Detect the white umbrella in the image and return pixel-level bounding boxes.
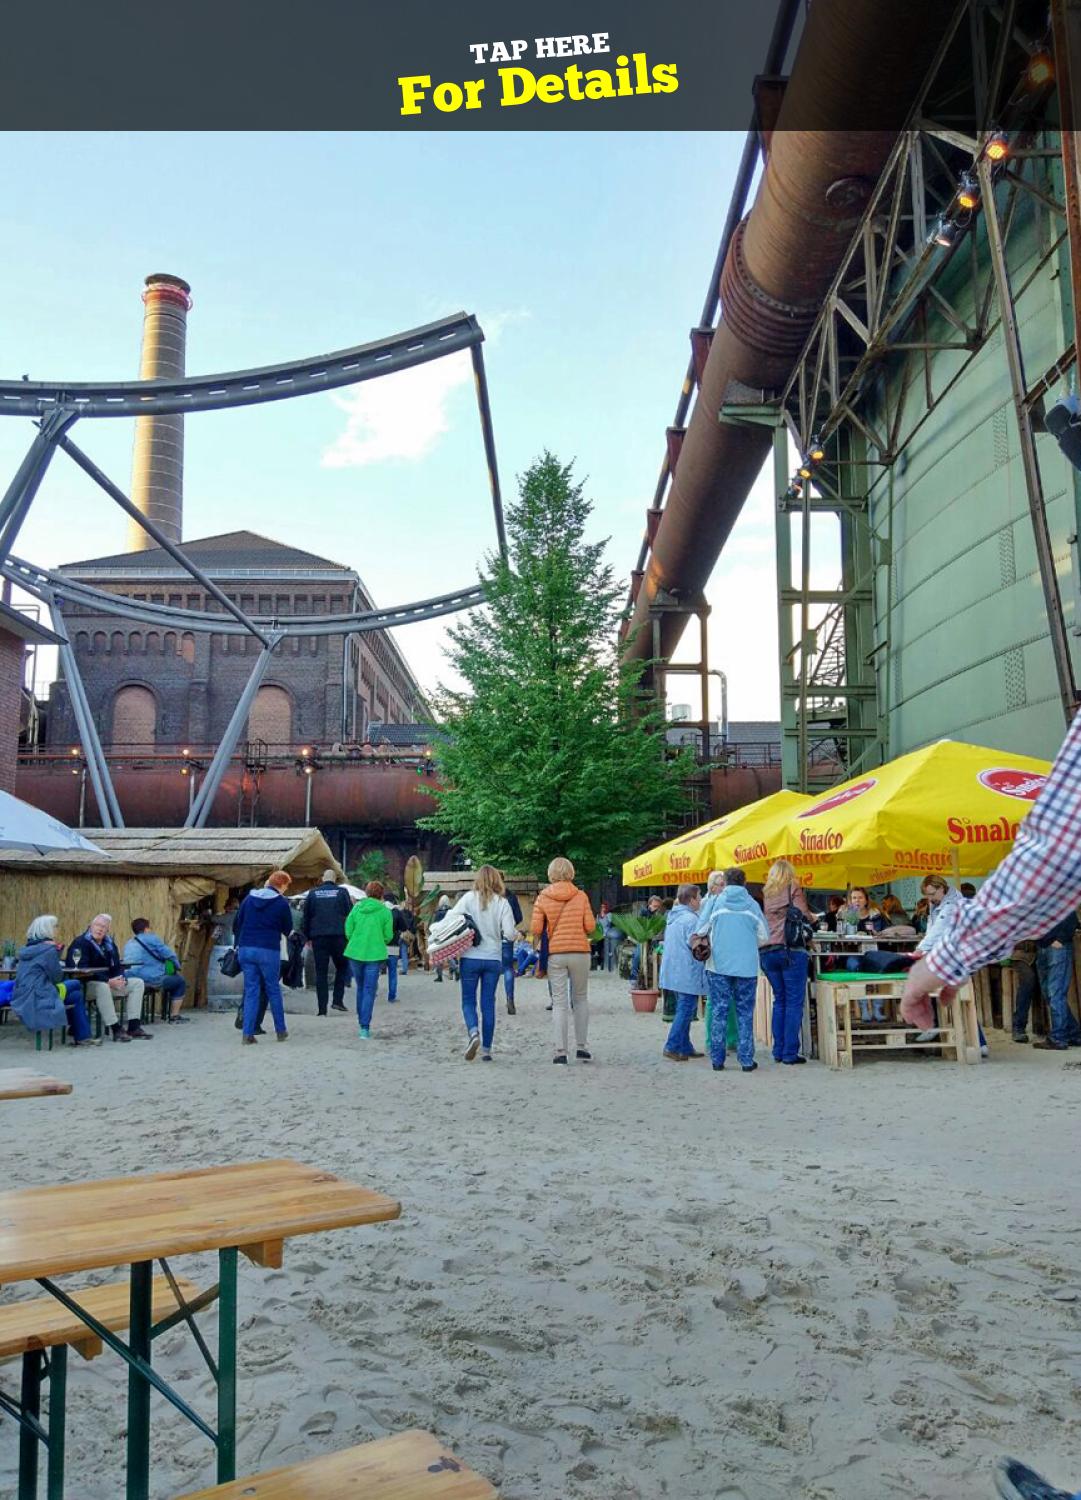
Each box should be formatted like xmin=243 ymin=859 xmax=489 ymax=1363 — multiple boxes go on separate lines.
xmin=0 ymin=790 xmax=108 ymax=856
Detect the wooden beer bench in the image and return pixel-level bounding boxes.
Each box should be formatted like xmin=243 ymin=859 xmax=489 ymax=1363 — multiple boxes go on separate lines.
xmin=0 ymin=1159 xmax=400 ymax=1500
xmin=175 ymin=1429 xmax=498 ymax=1498
xmin=0 ymin=1274 xmax=202 ymax=1500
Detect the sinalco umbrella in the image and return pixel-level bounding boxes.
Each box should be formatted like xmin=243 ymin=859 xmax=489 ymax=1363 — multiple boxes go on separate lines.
xmin=623 ymin=789 xmax=812 ymax=887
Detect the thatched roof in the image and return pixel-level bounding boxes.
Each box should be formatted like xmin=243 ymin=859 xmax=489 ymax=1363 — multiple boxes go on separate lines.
xmin=0 ymin=827 xmax=342 ymax=888
xmin=423 ymin=871 xmax=539 ymax=894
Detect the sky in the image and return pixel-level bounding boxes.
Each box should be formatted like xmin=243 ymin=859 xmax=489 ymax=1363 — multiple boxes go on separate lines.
xmin=0 ymin=131 xmax=834 ymax=726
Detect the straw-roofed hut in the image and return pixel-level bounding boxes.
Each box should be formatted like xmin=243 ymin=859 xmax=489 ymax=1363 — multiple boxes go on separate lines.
xmin=0 ymin=827 xmax=341 ymax=1006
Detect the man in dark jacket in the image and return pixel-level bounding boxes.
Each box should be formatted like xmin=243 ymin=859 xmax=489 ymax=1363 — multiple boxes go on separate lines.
xmin=1033 ymin=910 xmax=1081 ymax=1050
xmin=301 ymin=869 xmax=353 ymax=1015
xmin=67 ymin=914 xmax=152 ymax=1041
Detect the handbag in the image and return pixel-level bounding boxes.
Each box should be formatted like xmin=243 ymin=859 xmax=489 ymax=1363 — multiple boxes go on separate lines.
xmin=690 ymin=932 xmax=711 ymax=963
xmin=218 ymin=947 xmax=242 ymax=978
xmin=783 ymin=886 xmax=815 ymax=951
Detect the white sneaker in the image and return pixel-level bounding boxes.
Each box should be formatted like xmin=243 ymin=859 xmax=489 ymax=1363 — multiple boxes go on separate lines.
xmin=980 ymin=1043 xmax=990 ymax=1058
xmin=914 ymin=1028 xmax=941 ymax=1042
xmin=464 ymin=1031 xmax=480 ymax=1061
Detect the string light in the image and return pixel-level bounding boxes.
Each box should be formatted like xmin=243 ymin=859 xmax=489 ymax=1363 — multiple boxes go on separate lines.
xmin=985 ymin=132 xmax=1009 ymax=163
xmin=957 ymin=173 xmax=979 ymax=211
xmin=1024 ymin=52 xmax=1054 ymax=89
xmin=930 ymin=217 xmax=960 ymax=248
xmin=809 ymin=437 xmax=826 ymax=462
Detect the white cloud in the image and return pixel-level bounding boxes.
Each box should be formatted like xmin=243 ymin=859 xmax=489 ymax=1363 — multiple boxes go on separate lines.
xmin=321 ymin=308 xmax=529 ymax=469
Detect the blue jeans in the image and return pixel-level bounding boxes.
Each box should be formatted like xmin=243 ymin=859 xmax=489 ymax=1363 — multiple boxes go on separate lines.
xmin=761 ymin=947 xmax=809 ymax=1063
xmin=161 ymin=973 xmax=187 ymax=1004
xmin=501 ymin=940 xmax=515 ymax=1003
xmin=460 ymin=956 xmax=501 ymax=1049
xmin=239 ymin=947 xmax=286 ymax=1037
xmin=352 ymin=960 xmax=382 ymax=1028
xmin=516 ymin=951 xmax=537 ymax=976
xmin=398 ymin=939 xmax=409 ymax=975
xmin=603 ymin=936 xmax=619 ymax=972
xmin=706 ymin=972 xmax=756 ymax=1067
xmin=664 ymin=991 xmax=699 ymax=1056
xmin=381 ymin=959 xmax=398 ymax=1002
xmin=1037 ymin=946 xmax=1081 ymax=1045
xmin=57 ymin=978 xmax=92 ymax=1043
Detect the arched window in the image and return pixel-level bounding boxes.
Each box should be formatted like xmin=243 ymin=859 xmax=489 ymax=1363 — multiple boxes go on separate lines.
xmin=164 ymin=632 xmax=178 ymax=656
xmin=146 ymin=631 xmax=161 ymax=654
xmin=111 ymin=685 xmax=157 ymax=747
xmin=248 ymin=686 xmax=292 ymax=749
xmin=129 ymin=631 xmax=143 ymax=654
xmin=92 ymin=631 xmax=107 ymax=655
xmin=111 ymin=631 xmax=125 ymax=656
xmin=180 ymin=633 xmax=195 ymax=664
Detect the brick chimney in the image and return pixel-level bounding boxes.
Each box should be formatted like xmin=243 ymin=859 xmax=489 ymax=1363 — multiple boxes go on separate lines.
xmin=128 ymin=272 xmax=191 ymax=550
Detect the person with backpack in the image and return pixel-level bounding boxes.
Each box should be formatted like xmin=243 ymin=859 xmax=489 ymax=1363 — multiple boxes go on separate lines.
xmin=695 ymin=867 xmax=768 ymax=1072
xmin=300 ymin=868 xmax=353 ymax=1015
xmin=344 ymin=880 xmax=395 ymax=1039
xmin=122 ymin=918 xmax=188 ymax=1024
xmin=761 ymin=858 xmax=814 ymax=1065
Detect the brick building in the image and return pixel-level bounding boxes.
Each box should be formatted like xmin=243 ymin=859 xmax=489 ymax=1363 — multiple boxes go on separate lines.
xmin=0 ymin=599 xmax=62 ymax=792
xmin=45 ymin=531 xmax=427 ymax=753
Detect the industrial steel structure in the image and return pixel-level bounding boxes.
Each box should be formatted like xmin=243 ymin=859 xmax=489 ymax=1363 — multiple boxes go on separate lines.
xmin=0 ymin=312 xmax=504 ymax=828
xmin=625 ymin=0 xmax=1081 ymax=792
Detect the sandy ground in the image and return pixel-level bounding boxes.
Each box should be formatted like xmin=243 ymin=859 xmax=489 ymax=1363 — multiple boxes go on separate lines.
xmin=2 ymin=970 xmax=1081 ymax=1499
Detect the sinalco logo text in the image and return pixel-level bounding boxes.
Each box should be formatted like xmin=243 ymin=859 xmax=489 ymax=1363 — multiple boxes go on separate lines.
xmin=733 ymin=842 xmax=767 ymax=863
xmin=947 ymin=816 xmax=1020 ymax=845
xmin=799 ymin=827 xmax=844 ymax=851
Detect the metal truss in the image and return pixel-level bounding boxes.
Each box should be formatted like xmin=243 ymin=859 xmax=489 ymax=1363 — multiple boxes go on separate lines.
xmin=771 ymin=0 xmax=1081 ymax=786
xmin=0 ymin=312 xmax=503 ymax=829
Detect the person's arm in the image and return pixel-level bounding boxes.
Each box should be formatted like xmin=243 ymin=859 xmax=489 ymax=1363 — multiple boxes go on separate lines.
xmin=755 ymin=906 xmax=769 ymax=944
xmin=381 ymin=906 xmax=395 ymax=944
xmin=300 ymin=891 xmax=314 ymax=939
xmin=530 ymin=897 xmax=545 ymax=938
xmin=912 ymin=714 xmax=1081 ymax=993
xmin=278 ymin=901 xmax=295 ymax=938
xmin=500 ymin=899 xmax=517 ymax=942
xmin=43 ymin=946 xmax=63 ymax=984
xmin=581 ymin=896 xmax=596 ymax=938
xmin=794 ymin=885 xmax=812 ymax=917
xmin=233 ymin=899 xmax=247 ymax=945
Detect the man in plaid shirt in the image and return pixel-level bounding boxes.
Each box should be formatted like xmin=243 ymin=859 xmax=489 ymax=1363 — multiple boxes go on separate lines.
xmin=902 ymin=711 xmax=1081 ymax=1027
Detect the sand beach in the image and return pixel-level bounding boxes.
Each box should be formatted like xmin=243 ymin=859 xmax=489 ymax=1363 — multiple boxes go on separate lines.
xmin=2 ymin=970 xmax=1081 ymax=1499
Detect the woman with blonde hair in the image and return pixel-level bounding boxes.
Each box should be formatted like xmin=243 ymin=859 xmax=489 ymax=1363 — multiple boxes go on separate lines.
xmin=760 ymin=858 xmax=813 ymax=1065
xmin=531 ymin=856 xmax=596 ymax=1064
xmin=449 ymin=865 xmax=517 ymax=1061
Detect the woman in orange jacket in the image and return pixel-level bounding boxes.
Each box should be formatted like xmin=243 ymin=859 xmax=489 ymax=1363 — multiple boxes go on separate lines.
xmin=531 ymin=857 xmax=596 ymax=1064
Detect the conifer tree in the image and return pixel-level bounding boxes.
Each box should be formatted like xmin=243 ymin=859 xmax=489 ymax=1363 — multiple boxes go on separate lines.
xmin=420 ymin=452 xmax=693 ymax=883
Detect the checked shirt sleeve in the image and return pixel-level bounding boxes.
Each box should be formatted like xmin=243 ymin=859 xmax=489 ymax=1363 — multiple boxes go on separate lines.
xmin=926 ymin=714 xmax=1081 ymax=985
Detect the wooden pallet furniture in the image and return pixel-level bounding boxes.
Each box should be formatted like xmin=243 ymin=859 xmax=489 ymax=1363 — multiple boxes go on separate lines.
xmin=0 ymin=1274 xmax=201 ymax=1500
xmin=815 ymin=974 xmax=979 ymax=1069
xmin=174 ymin=1429 xmax=498 ymax=1498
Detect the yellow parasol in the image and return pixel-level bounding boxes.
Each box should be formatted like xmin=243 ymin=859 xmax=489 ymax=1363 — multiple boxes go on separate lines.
xmin=623 ymin=789 xmax=812 ymax=887
xmin=772 ymin=739 xmax=1051 ymax=887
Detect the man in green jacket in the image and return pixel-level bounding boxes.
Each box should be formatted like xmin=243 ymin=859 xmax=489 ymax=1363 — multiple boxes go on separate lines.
xmin=344 ymin=880 xmax=395 ymax=1039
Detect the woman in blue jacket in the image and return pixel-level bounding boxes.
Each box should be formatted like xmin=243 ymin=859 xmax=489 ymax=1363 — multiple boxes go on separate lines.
xmin=657 ymin=885 xmax=706 ymax=1061
xmin=13 ymin=915 xmax=96 ymax=1045
xmin=695 ymin=868 xmax=768 ymax=1072
xmin=234 ymin=870 xmax=294 ymax=1044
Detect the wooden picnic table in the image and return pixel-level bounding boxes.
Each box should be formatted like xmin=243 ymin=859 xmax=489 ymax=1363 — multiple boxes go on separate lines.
xmin=0 ymin=1158 xmax=401 ymax=1500
xmin=0 ymin=1070 xmax=72 ymax=1101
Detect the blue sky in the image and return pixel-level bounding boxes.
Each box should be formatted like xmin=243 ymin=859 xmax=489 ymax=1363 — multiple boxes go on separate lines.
xmin=0 ymin=130 xmax=807 ymax=722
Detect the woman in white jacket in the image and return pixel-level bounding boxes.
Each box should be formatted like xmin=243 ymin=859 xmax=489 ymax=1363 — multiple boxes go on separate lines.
xmin=450 ymin=866 xmax=517 ymax=1062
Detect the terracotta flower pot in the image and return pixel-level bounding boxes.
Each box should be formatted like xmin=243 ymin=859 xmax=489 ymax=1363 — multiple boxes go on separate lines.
xmin=630 ymin=988 xmax=660 ymax=1013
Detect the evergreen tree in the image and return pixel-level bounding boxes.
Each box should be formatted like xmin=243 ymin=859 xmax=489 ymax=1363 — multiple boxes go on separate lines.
xmin=420 ymin=452 xmax=693 ymax=884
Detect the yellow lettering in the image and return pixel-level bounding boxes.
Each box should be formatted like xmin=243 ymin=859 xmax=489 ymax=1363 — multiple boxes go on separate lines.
xmin=499 ymin=67 xmax=538 ymax=106
xmin=398 ymin=75 xmax=431 ymax=116
xmin=536 ymin=71 xmax=566 ymax=103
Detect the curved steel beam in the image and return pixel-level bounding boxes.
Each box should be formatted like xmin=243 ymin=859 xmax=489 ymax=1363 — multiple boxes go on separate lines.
xmin=0 ymin=313 xmax=481 ymax=419
xmin=2 ymin=555 xmax=486 ymax=636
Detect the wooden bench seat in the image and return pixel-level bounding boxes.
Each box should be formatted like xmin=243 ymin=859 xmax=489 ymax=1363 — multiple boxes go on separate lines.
xmin=174 ymin=1429 xmax=498 ymax=1498
xmin=0 ymin=1273 xmax=201 ymax=1361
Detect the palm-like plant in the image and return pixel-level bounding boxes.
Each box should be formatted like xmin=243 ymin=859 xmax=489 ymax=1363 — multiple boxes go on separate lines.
xmin=611 ymin=911 xmax=667 ymax=990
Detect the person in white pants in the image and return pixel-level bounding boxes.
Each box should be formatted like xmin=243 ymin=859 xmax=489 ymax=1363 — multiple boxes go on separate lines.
xmin=67 ymin=914 xmax=151 ymax=1042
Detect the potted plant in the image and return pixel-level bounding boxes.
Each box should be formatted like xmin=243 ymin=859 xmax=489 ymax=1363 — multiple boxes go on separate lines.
xmin=611 ymin=911 xmax=667 ymax=1012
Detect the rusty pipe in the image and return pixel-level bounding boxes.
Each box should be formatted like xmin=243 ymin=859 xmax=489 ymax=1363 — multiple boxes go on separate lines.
xmin=625 ymin=0 xmax=958 ymax=662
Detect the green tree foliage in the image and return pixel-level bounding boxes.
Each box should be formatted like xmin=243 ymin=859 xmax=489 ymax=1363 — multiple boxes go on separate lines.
xmin=420 ymin=452 xmax=694 ymax=884
xmin=350 ymin=848 xmax=388 ymax=888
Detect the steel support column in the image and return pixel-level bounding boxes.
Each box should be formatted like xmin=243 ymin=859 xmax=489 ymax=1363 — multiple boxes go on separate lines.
xmin=980 ymin=151 xmax=1079 ymax=721
xmin=0 ymin=410 xmax=78 ymax=565
xmin=58 ymin=437 xmax=271 ymax=647
xmin=187 ymin=636 xmax=283 ymax=828
xmin=47 ymin=596 xmax=124 ymax=828
xmin=772 ymin=424 xmax=801 ymax=790
xmin=469 ymin=344 xmax=507 ymax=562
